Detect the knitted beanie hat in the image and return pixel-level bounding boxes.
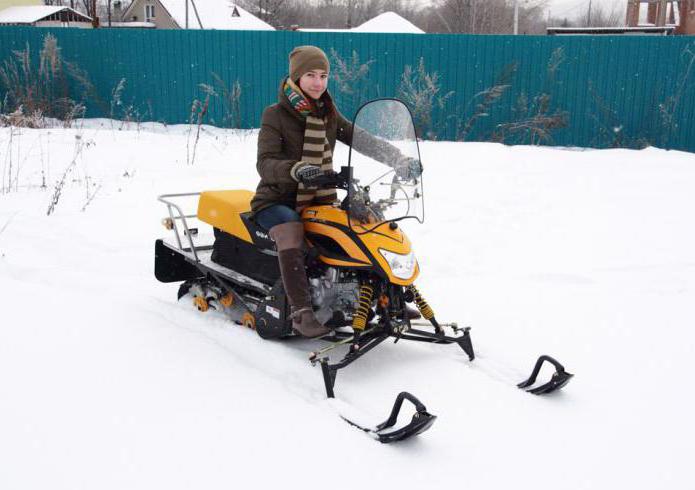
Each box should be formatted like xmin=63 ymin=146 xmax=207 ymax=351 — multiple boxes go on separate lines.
xmin=289 ymin=46 xmax=330 ymax=82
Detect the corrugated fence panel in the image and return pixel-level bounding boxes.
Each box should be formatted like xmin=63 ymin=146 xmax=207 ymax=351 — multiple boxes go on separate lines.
xmin=1 ymin=26 xmax=694 ymax=152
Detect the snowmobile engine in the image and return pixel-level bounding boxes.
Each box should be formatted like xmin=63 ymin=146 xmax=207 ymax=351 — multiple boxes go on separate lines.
xmin=309 ymin=267 xmax=360 ymax=325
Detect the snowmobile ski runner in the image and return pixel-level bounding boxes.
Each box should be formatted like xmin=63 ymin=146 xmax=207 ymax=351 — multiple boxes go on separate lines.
xmin=154 ymin=98 xmax=573 ymax=443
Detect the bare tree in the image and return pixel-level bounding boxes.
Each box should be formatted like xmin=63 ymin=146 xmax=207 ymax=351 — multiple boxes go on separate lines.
xmin=583 ymin=2 xmax=623 ymax=27
xmin=235 ymin=0 xmax=288 ymax=25
xmin=432 ymin=0 xmax=547 ymax=34
xmin=272 ymin=0 xmax=424 ymax=30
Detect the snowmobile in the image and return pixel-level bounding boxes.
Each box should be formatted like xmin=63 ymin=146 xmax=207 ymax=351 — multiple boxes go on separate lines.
xmin=154 ymin=99 xmax=573 ymax=443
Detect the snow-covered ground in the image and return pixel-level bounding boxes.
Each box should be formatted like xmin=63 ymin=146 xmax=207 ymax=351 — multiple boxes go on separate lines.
xmin=1 ymin=121 xmax=694 ymax=489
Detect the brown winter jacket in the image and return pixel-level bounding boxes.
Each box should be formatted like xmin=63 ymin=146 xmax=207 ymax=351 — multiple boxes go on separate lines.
xmin=250 ymin=81 xmax=353 ymax=214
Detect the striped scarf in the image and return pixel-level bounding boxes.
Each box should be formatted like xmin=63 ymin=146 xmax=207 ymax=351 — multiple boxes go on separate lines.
xmin=284 ymin=79 xmax=337 ymax=212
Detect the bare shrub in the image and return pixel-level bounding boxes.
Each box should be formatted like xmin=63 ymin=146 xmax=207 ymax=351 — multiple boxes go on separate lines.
xmin=206 ymin=74 xmax=243 ymax=129
xmin=657 ymin=43 xmax=695 ymax=149
xmin=107 ymin=78 xmax=148 ymax=130
xmin=0 ymin=106 xmax=46 ymax=129
xmin=46 ymin=133 xmax=90 ymax=216
xmin=329 ymin=48 xmax=375 ymax=110
xmin=0 ymin=34 xmax=95 ymax=127
xmin=493 ymin=48 xmax=568 ymax=145
xmin=109 ymin=77 xmax=126 ymax=121
xmin=397 ymin=57 xmax=453 ymax=139
xmin=457 ymin=62 xmax=517 ymax=141
xmin=1 ymin=126 xmax=16 ymax=194
xmin=81 ymin=183 xmax=102 ymax=212
xmin=187 ymin=87 xmax=212 ymax=165
xmin=0 ymin=212 xmax=16 ymax=258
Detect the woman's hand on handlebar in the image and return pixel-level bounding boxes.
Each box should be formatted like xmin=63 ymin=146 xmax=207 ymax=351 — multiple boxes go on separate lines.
xmin=295 ymin=164 xmax=339 ymax=188
xmin=295 ymin=164 xmax=322 ymax=184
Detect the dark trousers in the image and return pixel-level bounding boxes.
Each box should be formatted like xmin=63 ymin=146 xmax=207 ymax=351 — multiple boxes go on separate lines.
xmin=255 ymin=204 xmax=301 ymax=231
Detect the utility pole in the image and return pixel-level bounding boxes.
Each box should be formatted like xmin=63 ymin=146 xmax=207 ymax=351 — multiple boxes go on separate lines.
xmin=587 ymin=0 xmax=592 ymax=26
xmin=186 ymin=0 xmax=189 ymax=28
xmin=514 ymin=0 xmax=519 ymax=34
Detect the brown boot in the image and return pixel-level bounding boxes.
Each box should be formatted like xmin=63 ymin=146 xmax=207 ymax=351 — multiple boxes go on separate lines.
xmin=270 ymin=222 xmax=330 ymax=339
xmin=290 ymin=306 xmax=331 ymax=339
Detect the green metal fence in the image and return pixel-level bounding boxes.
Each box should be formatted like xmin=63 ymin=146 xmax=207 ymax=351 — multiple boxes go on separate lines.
xmin=1 ymin=26 xmax=694 ymax=152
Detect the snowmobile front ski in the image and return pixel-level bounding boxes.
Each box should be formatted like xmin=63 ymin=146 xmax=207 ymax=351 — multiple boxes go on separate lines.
xmin=340 ymin=391 xmax=436 ymax=443
xmin=517 ymin=355 xmax=574 ymax=395
xmin=309 ymin=327 xmax=441 ymax=443
xmin=406 ymin=320 xmax=574 ymax=395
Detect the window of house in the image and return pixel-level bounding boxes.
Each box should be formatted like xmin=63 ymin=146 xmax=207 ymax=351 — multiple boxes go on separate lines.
xmin=145 ymin=4 xmax=156 ymax=22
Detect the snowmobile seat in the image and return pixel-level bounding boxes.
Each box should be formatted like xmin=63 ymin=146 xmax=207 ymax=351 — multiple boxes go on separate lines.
xmin=198 ymin=190 xmax=281 ymax=285
xmin=197 ymin=190 xmax=255 ymax=243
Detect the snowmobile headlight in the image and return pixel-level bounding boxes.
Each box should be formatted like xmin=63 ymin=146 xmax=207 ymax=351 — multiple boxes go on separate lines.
xmin=379 ymin=249 xmax=417 ymax=280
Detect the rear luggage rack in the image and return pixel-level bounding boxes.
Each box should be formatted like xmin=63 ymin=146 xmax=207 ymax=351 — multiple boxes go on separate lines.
xmin=158 ymin=193 xmax=202 ymax=262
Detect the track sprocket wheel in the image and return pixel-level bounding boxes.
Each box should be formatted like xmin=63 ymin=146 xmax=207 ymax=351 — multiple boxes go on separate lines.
xmin=242 ymin=312 xmax=256 ymax=330
xmin=193 ymin=296 xmax=209 ymax=312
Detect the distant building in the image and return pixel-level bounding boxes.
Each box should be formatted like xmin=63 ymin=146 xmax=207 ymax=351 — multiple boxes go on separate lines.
xmin=548 ymin=1 xmax=693 ymax=36
xmin=0 ymin=6 xmax=93 ymax=27
xmin=120 ymin=0 xmax=274 ymax=30
xmin=625 ymin=0 xmax=695 ymax=35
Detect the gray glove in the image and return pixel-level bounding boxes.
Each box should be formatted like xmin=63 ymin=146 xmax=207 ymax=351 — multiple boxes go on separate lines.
xmin=395 ymin=156 xmax=423 ymax=181
xmin=295 ymin=164 xmax=322 ymax=185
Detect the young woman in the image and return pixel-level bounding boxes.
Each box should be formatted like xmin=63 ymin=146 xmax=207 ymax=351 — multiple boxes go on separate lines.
xmin=251 ymin=46 xmax=421 ymax=338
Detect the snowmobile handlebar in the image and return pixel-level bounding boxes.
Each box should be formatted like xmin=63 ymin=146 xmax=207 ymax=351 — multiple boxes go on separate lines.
xmin=309 ymin=166 xmax=352 ymax=190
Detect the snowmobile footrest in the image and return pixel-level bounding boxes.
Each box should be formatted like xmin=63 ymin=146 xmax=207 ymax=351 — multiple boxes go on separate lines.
xmin=342 ymin=392 xmax=437 ymax=444
xmin=517 ymin=355 xmax=574 ymax=395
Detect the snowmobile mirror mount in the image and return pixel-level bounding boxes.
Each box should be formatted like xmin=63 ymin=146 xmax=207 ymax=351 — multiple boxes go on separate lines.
xmin=517 ymin=355 xmax=574 ymax=395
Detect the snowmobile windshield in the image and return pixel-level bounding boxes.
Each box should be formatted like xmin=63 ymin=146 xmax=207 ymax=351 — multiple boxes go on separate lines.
xmin=347 ymin=99 xmax=424 ymax=233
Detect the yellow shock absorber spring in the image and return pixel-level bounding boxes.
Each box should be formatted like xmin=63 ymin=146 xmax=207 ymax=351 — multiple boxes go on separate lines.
xmin=407 ymin=285 xmax=435 ymax=320
xmin=352 ymin=284 xmax=374 ymax=331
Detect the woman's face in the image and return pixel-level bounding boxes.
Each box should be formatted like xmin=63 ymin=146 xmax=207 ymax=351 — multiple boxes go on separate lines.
xmin=298 ymin=69 xmax=329 ymax=100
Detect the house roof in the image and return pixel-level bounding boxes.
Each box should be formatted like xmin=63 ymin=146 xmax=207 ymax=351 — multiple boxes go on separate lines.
xmin=298 ymin=12 xmax=424 ymax=34
xmin=352 ymin=12 xmax=424 ymax=33
xmin=153 ymin=1 xmax=274 ymax=30
xmin=0 ymin=6 xmax=92 ymax=23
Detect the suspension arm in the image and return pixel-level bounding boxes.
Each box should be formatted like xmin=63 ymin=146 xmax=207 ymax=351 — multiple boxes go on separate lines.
xmin=316 ymin=331 xmax=390 ymax=398
xmin=403 ymin=327 xmax=475 ymax=361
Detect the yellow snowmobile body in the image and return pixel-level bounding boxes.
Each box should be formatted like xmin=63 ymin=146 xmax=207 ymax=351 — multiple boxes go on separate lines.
xmin=197 ymin=189 xmax=419 ymax=287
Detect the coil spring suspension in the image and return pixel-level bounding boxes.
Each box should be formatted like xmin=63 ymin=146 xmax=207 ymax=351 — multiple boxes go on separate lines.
xmin=352 ymin=284 xmax=374 ymax=331
xmin=406 ymin=285 xmax=435 ymax=320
